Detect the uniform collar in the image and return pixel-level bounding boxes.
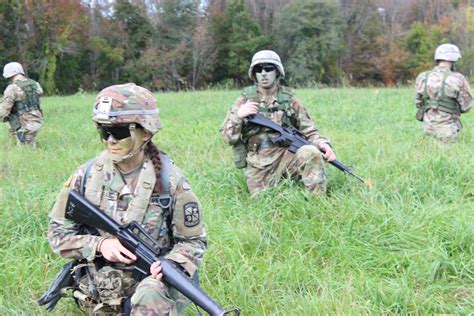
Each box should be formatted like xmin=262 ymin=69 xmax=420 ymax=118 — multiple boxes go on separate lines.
xmin=433 ymin=65 xmax=451 ymax=72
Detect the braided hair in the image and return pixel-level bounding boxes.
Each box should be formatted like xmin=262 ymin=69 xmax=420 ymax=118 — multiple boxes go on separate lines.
xmin=145 ymin=141 xmax=162 ymax=193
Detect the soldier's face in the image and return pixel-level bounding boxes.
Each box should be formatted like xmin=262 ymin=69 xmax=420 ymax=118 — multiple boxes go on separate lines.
xmin=101 ymin=125 xmax=146 ymax=159
xmin=255 ymin=64 xmax=277 ymax=89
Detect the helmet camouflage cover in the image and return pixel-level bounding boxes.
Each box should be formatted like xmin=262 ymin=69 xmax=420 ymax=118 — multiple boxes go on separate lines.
xmin=93 ymin=83 xmax=162 ymax=134
xmin=3 ymin=62 xmax=25 ymax=79
xmin=248 ymin=50 xmax=285 ymax=80
xmin=434 ymin=44 xmax=462 ymax=62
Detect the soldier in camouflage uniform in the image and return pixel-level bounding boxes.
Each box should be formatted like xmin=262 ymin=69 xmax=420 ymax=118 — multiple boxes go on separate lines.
xmin=0 ymin=62 xmax=44 ymax=148
xmin=220 ymin=50 xmax=336 ymax=195
xmin=48 ymin=83 xmax=207 ymax=315
xmin=415 ymin=44 xmax=472 ymax=143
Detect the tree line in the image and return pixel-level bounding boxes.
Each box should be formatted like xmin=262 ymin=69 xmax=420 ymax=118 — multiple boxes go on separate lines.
xmin=1 ymin=0 xmax=473 ymax=94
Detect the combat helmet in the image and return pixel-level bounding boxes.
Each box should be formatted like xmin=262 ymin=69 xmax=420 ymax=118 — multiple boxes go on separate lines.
xmin=434 ymin=44 xmax=462 ymax=62
xmin=3 ymin=62 xmax=25 ymax=79
xmin=93 ymin=83 xmax=161 ymax=134
xmin=248 ymin=50 xmax=285 ymax=80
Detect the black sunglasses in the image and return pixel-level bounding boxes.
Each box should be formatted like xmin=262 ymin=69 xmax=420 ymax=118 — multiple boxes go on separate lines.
xmin=254 ymin=64 xmax=276 ymax=73
xmin=98 ymin=124 xmax=131 ymax=140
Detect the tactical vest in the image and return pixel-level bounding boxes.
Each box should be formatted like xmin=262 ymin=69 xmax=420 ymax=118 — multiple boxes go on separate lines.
xmin=241 ymin=85 xmax=295 ymax=139
xmin=233 ymin=85 xmax=295 ymax=168
xmin=65 ymin=153 xmax=175 ymax=311
xmin=241 ymin=85 xmax=295 ymax=126
xmin=420 ymin=70 xmax=460 ymax=115
xmin=81 ymin=152 xmax=172 ymax=244
xmin=12 ymin=79 xmax=41 ymax=115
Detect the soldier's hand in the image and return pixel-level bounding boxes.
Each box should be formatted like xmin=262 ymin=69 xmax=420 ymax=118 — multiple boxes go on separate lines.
xmin=150 ymin=261 xmax=163 ymax=280
xmin=237 ymin=101 xmax=259 ymax=118
xmin=98 ymin=237 xmax=137 ymax=264
xmin=320 ymin=143 xmax=336 ymax=162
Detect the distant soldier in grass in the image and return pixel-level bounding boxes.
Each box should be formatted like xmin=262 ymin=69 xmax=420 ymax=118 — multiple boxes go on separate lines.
xmin=0 ymin=62 xmax=44 ymax=148
xmin=47 ymin=83 xmax=207 ymax=314
xmin=220 ymin=50 xmax=336 ymax=196
xmin=415 ymin=44 xmax=472 ymax=143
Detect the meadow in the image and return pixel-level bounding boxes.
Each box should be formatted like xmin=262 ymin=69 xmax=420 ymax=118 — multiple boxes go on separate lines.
xmin=0 ymin=87 xmax=473 ymax=315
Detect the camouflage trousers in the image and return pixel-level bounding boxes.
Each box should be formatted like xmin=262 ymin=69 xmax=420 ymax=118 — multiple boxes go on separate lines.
xmin=75 ymin=265 xmax=189 ymax=315
xmin=10 ymin=111 xmax=43 ymax=148
xmin=423 ymin=108 xmax=462 ymax=143
xmin=130 ymin=277 xmax=189 ymax=315
xmin=245 ymin=145 xmax=326 ymax=195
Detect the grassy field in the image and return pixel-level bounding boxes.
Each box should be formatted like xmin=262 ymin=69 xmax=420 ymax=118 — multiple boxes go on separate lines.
xmin=0 ymin=88 xmax=473 ymax=315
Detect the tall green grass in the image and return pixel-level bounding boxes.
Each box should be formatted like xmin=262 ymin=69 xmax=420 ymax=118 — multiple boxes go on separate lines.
xmin=0 ymin=88 xmax=473 ymax=314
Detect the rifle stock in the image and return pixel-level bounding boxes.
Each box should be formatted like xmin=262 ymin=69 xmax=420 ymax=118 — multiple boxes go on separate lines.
xmin=65 ymin=190 xmax=240 ymax=316
xmin=246 ymin=114 xmax=372 ymax=187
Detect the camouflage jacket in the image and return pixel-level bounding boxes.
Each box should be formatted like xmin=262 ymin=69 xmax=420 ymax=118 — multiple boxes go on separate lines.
xmin=48 ymin=151 xmax=207 ymax=277
xmin=0 ymin=78 xmax=44 ymax=120
xmin=415 ymin=66 xmax=472 ymax=115
xmin=220 ymin=85 xmax=330 ymax=166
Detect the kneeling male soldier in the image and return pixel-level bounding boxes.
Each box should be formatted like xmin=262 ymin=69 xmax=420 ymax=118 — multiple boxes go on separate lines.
xmin=220 ymin=50 xmax=336 ymax=196
xmin=415 ymin=43 xmax=472 ymax=143
xmin=0 ymin=62 xmax=44 ymax=148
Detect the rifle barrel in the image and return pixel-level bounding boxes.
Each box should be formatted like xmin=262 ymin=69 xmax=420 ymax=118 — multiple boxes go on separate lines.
xmin=247 ymin=114 xmax=371 ymax=187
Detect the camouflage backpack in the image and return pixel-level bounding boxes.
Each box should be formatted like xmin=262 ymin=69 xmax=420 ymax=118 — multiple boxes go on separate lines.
xmin=12 ymin=79 xmax=41 ymax=115
xmin=6 ymin=79 xmax=41 ymax=131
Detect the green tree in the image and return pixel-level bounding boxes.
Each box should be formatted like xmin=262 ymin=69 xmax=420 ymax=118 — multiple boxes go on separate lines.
xmin=338 ymin=0 xmax=383 ymax=85
xmin=0 ymin=0 xmax=27 ymax=91
xmin=24 ymin=0 xmax=90 ymax=94
xmin=148 ymin=0 xmax=201 ymax=90
xmin=210 ymin=0 xmax=271 ymax=85
xmin=404 ymin=21 xmax=449 ymax=77
xmin=273 ymin=0 xmax=344 ymax=86
xmin=453 ymin=3 xmax=474 ymax=77
xmin=112 ymin=0 xmax=153 ymax=85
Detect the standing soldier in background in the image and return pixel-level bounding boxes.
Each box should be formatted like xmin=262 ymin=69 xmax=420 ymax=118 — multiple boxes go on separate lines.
xmin=0 ymin=62 xmax=44 ymax=148
xmin=415 ymin=44 xmax=472 ymax=143
xmin=220 ymin=50 xmax=336 ymax=196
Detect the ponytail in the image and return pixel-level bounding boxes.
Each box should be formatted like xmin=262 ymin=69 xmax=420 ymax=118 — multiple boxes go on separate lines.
xmin=145 ymin=141 xmax=162 ymax=192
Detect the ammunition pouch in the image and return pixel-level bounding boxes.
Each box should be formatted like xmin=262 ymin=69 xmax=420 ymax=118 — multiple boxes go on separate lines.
xmin=416 ymin=107 xmax=425 ymax=121
xmin=417 ymin=98 xmax=460 ymax=122
xmin=39 ymin=224 xmax=104 ymax=312
xmin=74 ymin=265 xmax=137 ymax=313
xmin=258 ymin=140 xmax=282 ymax=150
xmin=6 ymin=113 xmax=21 ymax=131
xmin=38 ymin=256 xmax=108 ymax=312
xmin=247 ymin=133 xmax=283 ymax=152
xmin=427 ymin=99 xmax=460 ymax=115
xmin=232 ymin=141 xmax=248 ymax=169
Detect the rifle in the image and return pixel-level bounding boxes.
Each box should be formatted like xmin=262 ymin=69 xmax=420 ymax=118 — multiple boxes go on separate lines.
xmin=62 ymin=190 xmax=240 ymax=316
xmin=246 ymin=114 xmax=372 ymax=187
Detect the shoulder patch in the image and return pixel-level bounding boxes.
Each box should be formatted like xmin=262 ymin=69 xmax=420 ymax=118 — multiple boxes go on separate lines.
xmin=183 ymin=202 xmax=200 ymax=227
